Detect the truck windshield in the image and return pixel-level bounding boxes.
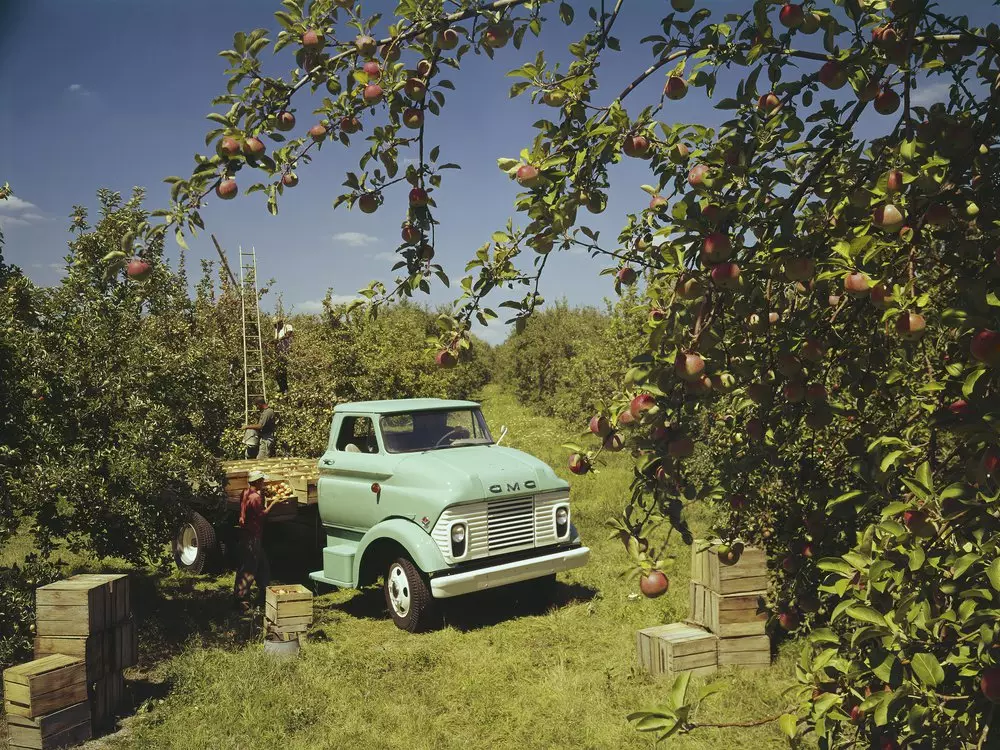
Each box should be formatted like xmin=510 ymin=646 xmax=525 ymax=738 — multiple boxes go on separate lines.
xmin=379 ymin=409 xmax=494 ymax=453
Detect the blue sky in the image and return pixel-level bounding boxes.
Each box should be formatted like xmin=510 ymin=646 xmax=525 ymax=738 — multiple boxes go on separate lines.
xmin=1 ymin=1 xmax=996 ymax=343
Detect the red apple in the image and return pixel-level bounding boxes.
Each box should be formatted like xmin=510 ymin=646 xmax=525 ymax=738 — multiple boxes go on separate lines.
xmin=309 ymin=123 xmax=328 ymax=142
xmin=702 ymin=232 xmax=733 ymax=263
xmin=380 ymin=42 xmax=401 ymax=63
xmin=858 ymin=79 xmax=880 ymax=102
xmin=784 ymin=257 xmax=815 ymax=282
xmin=667 ymin=435 xmax=695 ymax=458
xmin=437 ymin=27 xmax=459 ymax=50
xmin=717 ymin=544 xmax=743 ymax=566
xmin=339 ymin=117 xmax=360 ymax=134
xmin=873 ymin=204 xmax=904 ymax=231
xmin=688 ymin=163 xmax=711 ymax=188
xmin=216 ymin=179 xmax=238 ymax=200
xmin=674 ymin=352 xmax=706 ymax=382
xmin=669 ymin=142 xmax=690 ymax=163
xmin=402 ymin=107 xmax=424 ymax=130
xmin=125 ymin=259 xmax=152 ymax=281
xmin=409 ymin=187 xmax=429 ymax=207
xmin=671 ymin=0 xmax=694 ymax=10
xmin=568 ymin=453 xmax=590 ymax=475
xmin=874 ymin=88 xmax=901 ymax=115
xmin=483 ymin=24 xmax=510 ymax=48
xmin=800 ymin=339 xmax=826 ymax=362
xmin=617 ymin=267 xmax=638 ymax=286
xmin=362 ymin=60 xmax=381 ymax=79
xmin=241 ymin=136 xmax=265 ymax=158
xmin=401 ymin=224 xmax=420 ymax=244
xmin=844 ymin=271 xmax=870 ymax=296
xmin=778 ymin=3 xmax=804 ymax=29
xmin=416 ymin=58 xmax=435 ymax=78
xmin=895 ymin=312 xmax=926 ymax=341
xmin=805 ymin=409 xmax=833 ymax=430
xmin=675 ymin=275 xmax=705 ymax=300
xmin=358 ymin=193 xmax=379 ymax=213
xmin=617 ymin=410 xmax=635 ymax=427
xmin=217 ymin=136 xmax=242 ymax=158
xmin=870 ymin=282 xmax=894 ymax=309
xmin=886 ymin=169 xmax=904 ymax=193
xmin=603 ymin=433 xmax=624 ymax=452
xmin=777 ymin=354 xmax=802 ymax=377
xmin=281 ymin=173 xmax=298 ymax=188
xmin=729 ymin=494 xmax=747 ymax=510
xmin=275 ymin=111 xmax=296 ymax=131
xmin=435 ymin=349 xmax=457 ymax=368
xmin=818 ymin=61 xmax=847 ymax=89
xmin=623 ymin=134 xmax=651 ymax=158
xmin=302 ymin=29 xmax=324 ymax=51
xmin=355 ymin=34 xmax=377 ymax=57
xmin=806 ymin=384 xmax=827 ymax=401
xmin=363 ymin=83 xmax=383 ymax=104
xmin=629 ymin=393 xmax=657 ymax=418
xmin=640 ymin=570 xmax=669 ymax=598
xmin=757 ymin=92 xmax=781 ymax=113
xmin=948 ymin=399 xmax=970 ymax=416
xmin=589 ymin=415 xmax=612 ymax=437
xmin=971 ymin=330 xmax=1000 ymax=365
xmin=924 ymin=203 xmax=952 ymax=227
xmin=779 ymin=609 xmax=800 ymax=630
xmin=711 ymin=262 xmax=741 ymax=289
xmin=981 ymin=668 xmax=1000 ymax=703
xmin=404 ymin=77 xmax=427 ymax=100
xmin=516 ymin=164 xmax=542 ymax=188
xmin=746 ymin=418 xmax=764 ymax=441
xmin=664 ymin=76 xmax=688 ymax=100
xmin=649 ymin=195 xmax=668 ymax=212
xmin=784 ymin=382 xmax=806 ymax=403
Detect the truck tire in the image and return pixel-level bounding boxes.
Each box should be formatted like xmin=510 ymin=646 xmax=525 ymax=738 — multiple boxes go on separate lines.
xmin=173 ymin=512 xmax=218 ymax=574
xmin=383 ymin=556 xmax=438 ymax=633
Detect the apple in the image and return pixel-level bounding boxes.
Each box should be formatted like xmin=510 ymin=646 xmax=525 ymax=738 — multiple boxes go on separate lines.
xmin=281 ymin=173 xmax=298 ymax=188
xmin=603 ymin=433 xmax=624 ymax=452
xmin=483 ymin=23 xmax=510 ymax=48
xmin=717 ymin=543 xmax=743 ymax=566
xmin=800 ymin=339 xmax=826 ymax=362
xmin=541 ymin=89 xmax=567 ymax=107
xmin=729 ymin=494 xmax=747 ymax=510
xmin=126 ymin=259 xmax=152 ymax=281
xmin=568 ymin=453 xmax=590 ymax=475
xmin=701 ymin=204 xmax=724 ymax=223
xmin=649 ymin=308 xmax=666 ymax=323
xmin=409 ymin=187 xmax=429 ymax=207
xmin=617 ymin=410 xmax=635 ymax=427
xmin=363 ymin=83 xmax=383 ymax=104
xmin=886 ymin=169 xmax=904 ymax=193
xmin=702 ymin=232 xmax=733 ymax=263
xmin=401 ymin=224 xmax=420 ymax=244
xmin=629 ymin=393 xmax=656 ymax=418
xmin=516 ymin=164 xmax=542 ymax=188
xmin=309 ymin=123 xmax=328 ymax=142
xmin=870 ymin=282 xmax=893 ymax=309
xmin=275 ymin=111 xmax=296 ymax=131
xmin=242 ymin=136 xmax=265 ymax=158
xmin=857 ymin=79 xmax=880 ymax=102
xmin=380 ymin=42 xmax=401 ymax=63
xmin=216 ymin=179 xmax=238 ymax=200
xmin=805 ymin=409 xmax=833 ymax=430
xmin=358 ymin=193 xmax=379 ymax=213
xmin=674 ymin=351 xmax=706 ymax=382
xmin=434 ymin=349 xmax=457 ymax=369
xmin=675 ymin=275 xmax=705 ymax=300
xmin=617 ymin=267 xmax=638 ymax=286
xmin=688 ymin=163 xmax=712 ymax=189
xmin=800 ymin=11 xmax=821 ymax=33
xmin=404 ymin=77 xmax=428 ymax=100
xmin=402 ymin=107 xmax=424 ymax=129
xmin=895 ymin=312 xmax=926 ymax=341
xmin=302 ymin=29 xmax=324 ymax=51
xmin=640 ymin=570 xmax=669 ymax=598
xmin=784 ymin=257 xmax=815 ymax=281
xmin=873 ymin=204 xmax=904 ymax=231
xmin=783 ymin=382 xmax=806 ymax=403
xmin=981 ymin=668 xmax=1000 ymax=703
xmin=416 ymin=58 xmax=436 ymax=78
xmin=217 ymin=136 xmax=241 ymax=158
xmin=747 ymin=383 xmax=770 ymax=404
xmin=757 ymin=92 xmax=781 ymax=112
xmin=355 ymin=34 xmax=377 ymax=57
xmin=850 ymin=705 xmax=864 ymax=723
xmin=339 ymin=117 xmax=360 ymax=134
xmin=777 ymin=354 xmax=802 ymax=377
xmin=872 ymin=25 xmax=899 ymax=49
xmin=437 ymin=27 xmax=459 ymax=50
xmin=903 ymin=508 xmax=933 ymax=536
xmin=971 ymin=330 xmax=1000 ymax=365
xmin=649 ymin=195 xmax=668 ymax=212
xmin=589 ymin=415 xmax=612 ymax=437
xmin=778 ymin=608 xmax=800 ymax=630
xmin=874 ymin=88 xmax=901 ymax=115
xmin=818 ymin=61 xmax=847 ymax=89
xmin=778 ymin=3 xmax=804 ymax=29
xmin=664 ymin=76 xmax=688 ymax=100
xmin=669 ymin=142 xmax=690 ymax=163
xmin=844 ymin=271 xmax=871 ymax=296
xmin=416 ymin=243 xmax=435 ymax=262
xmin=362 ymin=60 xmax=381 ymax=80
xmin=924 ymin=203 xmax=952 ymax=226
xmin=746 ymin=418 xmax=764 ymax=441
xmin=711 ymin=262 xmax=741 ymax=289
xmin=805 ymin=384 xmax=827 ymax=401
xmin=670 ymin=0 xmax=694 ymax=11
xmin=948 ymin=399 xmax=971 ymax=417
xmin=623 ymin=134 xmax=651 ymax=158
xmin=667 ymin=435 xmax=695 ymax=458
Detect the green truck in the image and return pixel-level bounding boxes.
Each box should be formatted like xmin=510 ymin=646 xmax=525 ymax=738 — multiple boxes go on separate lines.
xmin=179 ymin=398 xmax=590 ymax=632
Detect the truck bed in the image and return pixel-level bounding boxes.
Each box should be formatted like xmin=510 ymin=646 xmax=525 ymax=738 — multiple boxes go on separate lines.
xmin=222 ymin=457 xmax=319 ymax=522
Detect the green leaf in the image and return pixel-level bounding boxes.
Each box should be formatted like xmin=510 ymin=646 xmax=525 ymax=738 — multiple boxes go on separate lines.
xmin=558 ymin=1 xmax=574 ymax=24
xmin=669 ymin=672 xmax=691 ymax=709
xmin=779 ymin=713 xmax=797 ymax=738
xmin=827 ymin=490 xmax=863 ymax=510
xmin=880 ymin=450 xmax=904 ymax=473
xmin=915 ymin=462 xmax=933 ymax=494
xmin=952 ymin=552 xmax=980 ymax=579
xmin=987 ymin=559 xmax=1000 ymax=591
xmin=846 ymin=605 xmax=886 ymax=627
xmin=911 ymin=653 xmax=944 ymax=687
xmin=964 ymin=367 xmax=987 ymax=398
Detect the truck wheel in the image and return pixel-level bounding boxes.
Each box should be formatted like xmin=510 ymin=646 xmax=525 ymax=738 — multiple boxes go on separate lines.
xmin=173 ymin=512 xmax=218 ymax=574
xmin=383 ymin=556 xmax=438 ymax=633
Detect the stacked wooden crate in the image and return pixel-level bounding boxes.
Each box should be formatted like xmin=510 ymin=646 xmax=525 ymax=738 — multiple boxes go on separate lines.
xmin=689 ymin=542 xmax=770 ymax=668
xmin=636 ymin=541 xmax=771 ymax=678
xmin=4 ymin=654 xmax=91 ymax=749
xmin=264 ymin=584 xmax=312 ymax=643
xmin=221 ymin=458 xmax=319 ymax=520
xmin=33 ymin=574 xmax=136 ymax=731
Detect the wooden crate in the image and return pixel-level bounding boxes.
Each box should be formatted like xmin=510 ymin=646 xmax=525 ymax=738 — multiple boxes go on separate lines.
xmin=691 ymin=540 xmax=768 ymax=595
xmin=88 ymin=673 xmax=125 ymax=730
xmin=689 ymin=582 xmax=767 ymax=638
xmin=636 ymin=623 xmax=718 ymax=678
xmin=718 ymin=634 xmax=771 ymax=668
xmin=265 ymin=584 xmax=312 ymax=628
xmin=35 ymin=578 xmax=109 ymax=636
xmin=6 ymin=701 xmax=92 ymax=750
xmin=111 ymin=619 xmax=138 ymax=671
xmin=33 ymin=632 xmax=113 ymax=683
xmin=4 ymin=655 xmax=87 ymax=719
xmin=69 ymin=574 xmax=130 ymax=626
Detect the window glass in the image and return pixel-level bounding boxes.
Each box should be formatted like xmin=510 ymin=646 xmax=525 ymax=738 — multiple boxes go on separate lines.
xmin=336 ymin=416 xmax=379 ymax=453
xmin=380 ymin=409 xmax=493 ymax=453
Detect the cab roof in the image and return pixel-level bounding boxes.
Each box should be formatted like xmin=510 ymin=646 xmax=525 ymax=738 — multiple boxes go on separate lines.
xmin=333 ymin=398 xmax=480 ymax=415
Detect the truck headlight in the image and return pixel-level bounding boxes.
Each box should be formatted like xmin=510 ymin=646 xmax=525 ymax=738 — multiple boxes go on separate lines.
xmin=555 ymin=506 xmax=569 ymax=538
xmin=450 ymin=522 xmax=467 ymax=558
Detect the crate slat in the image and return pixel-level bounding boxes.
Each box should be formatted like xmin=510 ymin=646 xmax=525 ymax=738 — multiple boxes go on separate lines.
xmin=688 ymin=582 xmax=767 ymax=638
xmin=691 ymin=540 xmax=767 ymax=595
xmin=636 ymin=623 xmax=718 ymax=678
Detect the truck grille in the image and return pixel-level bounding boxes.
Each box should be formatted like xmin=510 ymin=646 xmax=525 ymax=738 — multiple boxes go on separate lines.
xmin=486 ymin=497 xmax=535 ymax=552
xmin=432 ymin=492 xmax=568 ymax=562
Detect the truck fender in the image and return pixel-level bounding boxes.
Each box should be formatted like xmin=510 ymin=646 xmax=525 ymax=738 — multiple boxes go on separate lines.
xmin=353 ymin=517 xmax=450 ymax=586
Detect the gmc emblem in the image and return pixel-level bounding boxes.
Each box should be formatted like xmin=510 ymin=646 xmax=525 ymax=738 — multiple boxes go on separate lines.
xmin=489 ymin=480 xmax=536 ymax=494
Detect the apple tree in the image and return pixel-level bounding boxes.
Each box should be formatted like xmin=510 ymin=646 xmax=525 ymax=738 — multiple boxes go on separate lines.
xmin=114 ymin=0 xmax=1000 ymax=744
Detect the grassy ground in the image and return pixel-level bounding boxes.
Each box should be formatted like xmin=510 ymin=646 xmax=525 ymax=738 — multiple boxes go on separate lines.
xmin=3 ymin=386 xmax=802 ymax=750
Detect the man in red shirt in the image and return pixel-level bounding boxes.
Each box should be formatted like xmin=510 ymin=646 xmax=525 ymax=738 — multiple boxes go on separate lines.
xmin=234 ymin=470 xmax=274 ymax=610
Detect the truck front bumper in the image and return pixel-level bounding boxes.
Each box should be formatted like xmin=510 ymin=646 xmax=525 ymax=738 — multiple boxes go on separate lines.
xmin=429 ymin=546 xmax=590 ymax=598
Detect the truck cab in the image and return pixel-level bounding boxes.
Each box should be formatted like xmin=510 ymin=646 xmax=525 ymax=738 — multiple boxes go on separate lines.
xmin=308 ymin=398 xmax=589 ymax=631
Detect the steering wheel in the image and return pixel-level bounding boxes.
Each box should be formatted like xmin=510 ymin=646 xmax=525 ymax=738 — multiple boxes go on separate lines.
xmin=433 ymin=428 xmax=463 ymax=448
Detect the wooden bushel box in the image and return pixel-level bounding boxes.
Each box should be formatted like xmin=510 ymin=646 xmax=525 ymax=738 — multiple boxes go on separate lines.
xmin=717 ymin=634 xmax=771 ymax=668
xmin=691 ymin=541 xmax=768 ymax=596
xmin=265 ymin=585 xmax=312 ymax=620
xmin=71 ymin=574 xmax=130 ymax=626
xmin=35 ymin=578 xmax=110 ymax=636
xmin=33 ymin=632 xmax=113 ymax=683
xmin=88 ymin=673 xmax=125 ymax=730
xmin=112 ymin=618 xmax=138 ymax=670
xmin=6 ymin=701 xmax=92 ymax=750
xmin=4 ymin=655 xmax=87 ymax=719
xmin=636 ymin=623 xmax=718 ymax=678
xmin=689 ymin=582 xmax=767 ymax=638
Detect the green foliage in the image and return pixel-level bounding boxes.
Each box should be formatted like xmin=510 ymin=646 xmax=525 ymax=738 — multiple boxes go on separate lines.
xmin=0 ymin=556 xmax=66 ymax=672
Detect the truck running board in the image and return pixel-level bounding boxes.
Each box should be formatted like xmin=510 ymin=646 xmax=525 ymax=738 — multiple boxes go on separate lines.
xmin=312 ymin=540 xmax=358 ymax=588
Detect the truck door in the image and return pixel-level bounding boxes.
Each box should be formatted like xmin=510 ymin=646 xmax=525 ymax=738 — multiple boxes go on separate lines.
xmin=318 ymin=415 xmax=390 ymax=531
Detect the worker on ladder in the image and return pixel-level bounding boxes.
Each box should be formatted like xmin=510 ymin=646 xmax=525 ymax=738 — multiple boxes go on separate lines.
xmin=242 ymin=397 xmax=278 ymax=458
xmin=274 ymin=318 xmax=294 ymax=393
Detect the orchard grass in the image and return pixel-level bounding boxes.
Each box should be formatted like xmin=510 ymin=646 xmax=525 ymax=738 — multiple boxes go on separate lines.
xmin=4 ymin=385 xmax=801 ymax=749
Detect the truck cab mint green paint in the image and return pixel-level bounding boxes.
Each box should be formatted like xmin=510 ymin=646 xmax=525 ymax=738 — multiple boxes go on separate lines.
xmin=308 ymin=398 xmax=589 ymax=631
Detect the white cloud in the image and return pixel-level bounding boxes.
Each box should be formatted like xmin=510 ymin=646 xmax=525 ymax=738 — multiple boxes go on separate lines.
xmin=910 ymin=82 xmax=950 ymax=107
xmin=0 ymin=196 xmax=48 ymax=230
xmin=373 ymin=251 xmax=398 ymax=261
xmin=332 ymin=231 xmax=378 ymax=247
xmin=328 ymin=294 xmax=361 ymax=305
xmin=0 ymin=216 xmax=30 ymax=228
xmin=66 ymin=83 xmax=93 ymax=97
xmin=292 ymin=295 xmax=361 ymax=314
xmin=0 ymin=196 xmax=37 ymax=213
xmin=472 ymin=323 xmax=510 ymax=346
